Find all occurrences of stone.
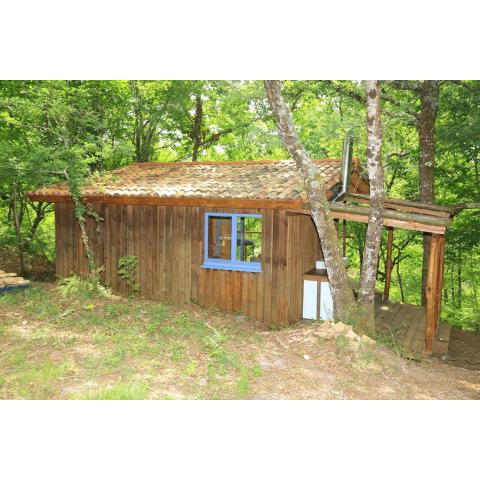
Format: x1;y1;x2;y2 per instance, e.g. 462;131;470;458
361;334;377;346
303;354;310;360
334;322;346;333
345;330;357;340
313;330;334;340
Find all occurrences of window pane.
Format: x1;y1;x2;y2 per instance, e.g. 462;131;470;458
237;216;262;263
207;216;232;260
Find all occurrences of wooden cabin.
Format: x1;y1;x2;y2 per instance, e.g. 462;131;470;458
28;159;453;354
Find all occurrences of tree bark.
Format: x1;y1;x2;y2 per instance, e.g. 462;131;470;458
418;80;440;305
457;260;462;308
11;182;26;275
191;94;203;162
264;80;355;322
358;80;385;333
396;261;405;303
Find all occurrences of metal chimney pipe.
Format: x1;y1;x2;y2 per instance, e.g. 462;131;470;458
332;136;353;203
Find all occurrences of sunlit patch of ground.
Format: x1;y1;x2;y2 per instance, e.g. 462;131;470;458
0;280;479;400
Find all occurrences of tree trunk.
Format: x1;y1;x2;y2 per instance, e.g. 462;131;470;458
264;80;355;322
418;81;440;305
191;94;203;162
396;261;405;303
130;80;148;163
358;80;385;334
457;260;462;308
11;182;26;275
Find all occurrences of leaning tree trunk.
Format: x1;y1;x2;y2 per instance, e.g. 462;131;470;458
265;80;355;322
418;80;440;305
358;80;385;334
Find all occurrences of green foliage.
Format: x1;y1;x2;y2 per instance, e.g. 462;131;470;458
57;275;111;301
117;255;140;293
76;383;149;400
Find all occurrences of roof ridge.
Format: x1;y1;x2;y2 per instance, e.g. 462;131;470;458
133;158;359;168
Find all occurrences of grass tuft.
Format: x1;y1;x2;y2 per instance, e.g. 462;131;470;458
75;383;149;400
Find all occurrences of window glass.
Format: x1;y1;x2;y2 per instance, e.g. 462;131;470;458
236;216;262;263
207;216;232;260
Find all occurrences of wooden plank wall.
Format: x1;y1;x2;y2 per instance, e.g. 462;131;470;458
54;203;322;328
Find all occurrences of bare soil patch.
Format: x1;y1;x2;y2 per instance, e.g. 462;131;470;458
442;328;480;371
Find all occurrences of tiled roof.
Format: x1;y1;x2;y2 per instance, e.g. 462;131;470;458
29;159;358;203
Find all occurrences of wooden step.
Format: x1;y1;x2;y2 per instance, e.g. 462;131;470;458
3;277;29;286
0;272;17;279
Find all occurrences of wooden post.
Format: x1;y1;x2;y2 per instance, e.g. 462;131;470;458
342;220;347;257
424;233;443;354
383;227;394;301
436;235;446;334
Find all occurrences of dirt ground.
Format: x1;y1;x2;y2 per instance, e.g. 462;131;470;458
442;329;480;371
1;281;479;400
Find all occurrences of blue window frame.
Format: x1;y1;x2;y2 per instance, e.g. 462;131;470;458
202;212;262;273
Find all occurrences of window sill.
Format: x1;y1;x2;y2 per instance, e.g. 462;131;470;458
201;261;261;273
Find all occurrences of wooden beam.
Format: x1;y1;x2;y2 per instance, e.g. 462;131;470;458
383;227;394;300
345;193;454;218
424;233;443;354
287;203;449;234
27;194;306;211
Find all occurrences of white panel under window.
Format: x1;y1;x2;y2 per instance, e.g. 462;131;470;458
302;280;317;320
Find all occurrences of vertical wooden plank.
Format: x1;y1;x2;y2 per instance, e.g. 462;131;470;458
240;272;248;316
164;206;173;300
54;204;62;277
144;205;154;297
131;204;140;294
184;206;192;304
277;210;289;327
116;205;126;295
262;209;274;327
197;207;206;306
157;206;166;299
172;206;182;303
225;271;234;312
190;206;199;302
139;205;148;297
96;204;106;284
112;205;121;293
271;210;281;327
103;204;110;288
150;206;159;298
285;214;295;323
232;271;241;313
70;207;79;277
383;227;394;300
